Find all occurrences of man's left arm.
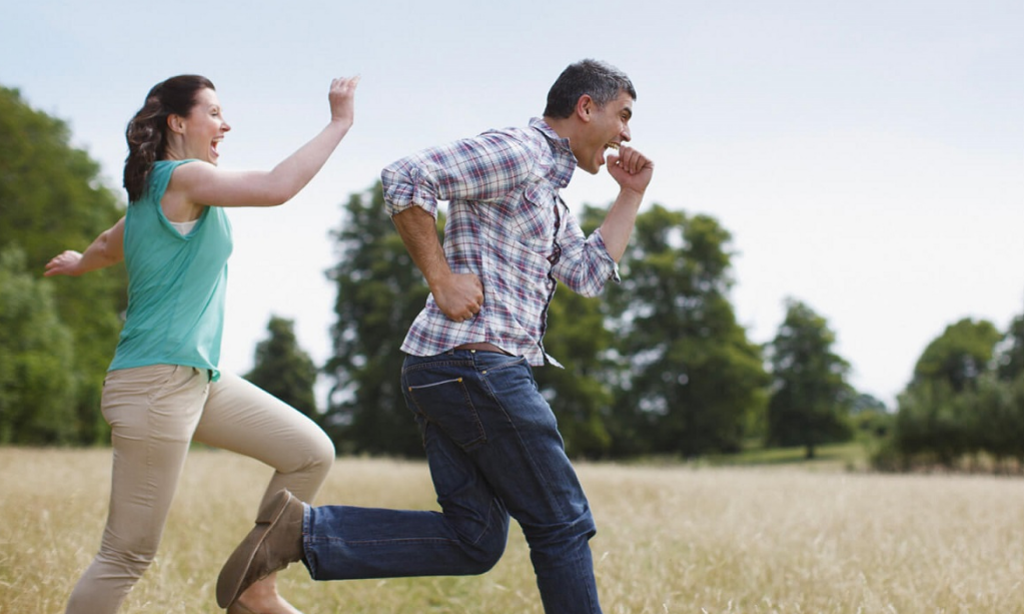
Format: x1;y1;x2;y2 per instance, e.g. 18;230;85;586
598;145;655;262
553;146;654;297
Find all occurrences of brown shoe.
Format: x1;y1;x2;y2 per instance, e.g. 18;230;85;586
217;490;305;608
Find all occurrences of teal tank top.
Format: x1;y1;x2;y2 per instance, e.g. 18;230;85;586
109;159;233;380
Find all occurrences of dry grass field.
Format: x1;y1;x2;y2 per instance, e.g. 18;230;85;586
2;447;1024;614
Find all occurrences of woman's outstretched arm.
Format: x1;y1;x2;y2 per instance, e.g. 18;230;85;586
44;216;126;277
171;75;360;208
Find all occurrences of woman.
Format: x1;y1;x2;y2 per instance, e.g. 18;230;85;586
45;73;359;614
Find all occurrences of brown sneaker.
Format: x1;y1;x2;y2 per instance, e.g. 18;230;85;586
216;490;305;608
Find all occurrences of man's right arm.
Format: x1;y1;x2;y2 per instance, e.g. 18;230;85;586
390;206;482;322
382;131;532;322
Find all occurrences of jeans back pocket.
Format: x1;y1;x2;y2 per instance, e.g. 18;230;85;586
404;374;487;451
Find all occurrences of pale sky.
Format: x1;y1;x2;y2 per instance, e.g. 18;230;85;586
3;0;1022;408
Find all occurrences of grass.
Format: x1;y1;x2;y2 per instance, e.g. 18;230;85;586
703;442;870;471
3;446;1024;613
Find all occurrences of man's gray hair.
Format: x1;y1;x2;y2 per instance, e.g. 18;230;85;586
544;59;636;119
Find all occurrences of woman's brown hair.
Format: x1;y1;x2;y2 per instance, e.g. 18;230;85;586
123;75;215;202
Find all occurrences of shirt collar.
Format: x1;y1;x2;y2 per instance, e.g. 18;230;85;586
530;117;576;188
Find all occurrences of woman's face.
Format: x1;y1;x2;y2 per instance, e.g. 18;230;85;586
178;88;231;165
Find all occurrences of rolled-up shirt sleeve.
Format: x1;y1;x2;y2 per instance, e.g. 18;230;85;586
382;131;537;219
552;212;621;298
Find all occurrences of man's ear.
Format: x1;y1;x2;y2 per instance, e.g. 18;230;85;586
575;95;595;122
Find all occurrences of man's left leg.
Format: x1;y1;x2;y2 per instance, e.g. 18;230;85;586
403;350;602;614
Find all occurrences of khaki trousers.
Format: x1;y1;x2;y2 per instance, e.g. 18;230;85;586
65;364;335;614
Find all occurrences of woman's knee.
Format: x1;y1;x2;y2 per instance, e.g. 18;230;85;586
285;428;334;490
96;538;159;578
307;429;336;471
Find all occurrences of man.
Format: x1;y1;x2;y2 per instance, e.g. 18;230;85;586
217;59;653;614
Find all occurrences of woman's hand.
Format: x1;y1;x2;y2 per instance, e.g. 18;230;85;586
43;217;125;276
44;250;85;277
329;75;360;127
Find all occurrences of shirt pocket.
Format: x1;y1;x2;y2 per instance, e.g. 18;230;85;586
513;183;558;246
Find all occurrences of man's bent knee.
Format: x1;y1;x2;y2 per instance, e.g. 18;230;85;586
465;528;508;574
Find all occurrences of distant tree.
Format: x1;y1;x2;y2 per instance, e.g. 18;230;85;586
890;317;1006;469
603;205;768;457
996;312;1024;382
849;393;891;440
0;85;127;444
0;247;77;443
992;308;1024;468
245;315;318;418
850;393;887;414
967;373;1024;471
766;298;853;459
911;318;1001;393
323;183;429;456
892;380;967;468
533;285;614;458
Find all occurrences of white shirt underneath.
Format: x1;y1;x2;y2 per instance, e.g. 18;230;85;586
169;219;198;236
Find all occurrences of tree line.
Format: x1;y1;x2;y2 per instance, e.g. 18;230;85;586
0;86;127;445
875;316;1024;471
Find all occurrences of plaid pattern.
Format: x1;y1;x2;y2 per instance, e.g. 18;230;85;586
382;118;619;366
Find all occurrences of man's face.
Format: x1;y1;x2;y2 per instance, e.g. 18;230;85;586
574;90;633;175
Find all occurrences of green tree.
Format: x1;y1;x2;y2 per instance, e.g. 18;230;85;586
967;373;1024;471
996;312;1024;381
891;380;967;468
766;298;853;459
890;317;1004;469
849;393;892;440
991;308;1024;468
850;393;888;414
533;286;615;458
0;247;77;443
0;85;127;444
604;205;768;457
245;315;318;418
911;318;1001;393
323;183;430;456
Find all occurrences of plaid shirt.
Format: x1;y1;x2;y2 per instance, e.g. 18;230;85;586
381;118;619;367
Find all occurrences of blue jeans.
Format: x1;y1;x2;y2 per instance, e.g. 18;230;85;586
303;350;602;614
